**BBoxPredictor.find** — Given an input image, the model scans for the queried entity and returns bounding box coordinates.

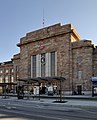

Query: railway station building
[1,23,97,95]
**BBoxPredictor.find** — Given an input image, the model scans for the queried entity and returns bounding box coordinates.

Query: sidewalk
[0,95,97,108]
[27,97,97,108]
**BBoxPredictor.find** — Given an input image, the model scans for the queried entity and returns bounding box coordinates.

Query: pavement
[0,94,97,108]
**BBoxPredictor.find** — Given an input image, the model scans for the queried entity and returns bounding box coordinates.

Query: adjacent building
[0,61,14,94]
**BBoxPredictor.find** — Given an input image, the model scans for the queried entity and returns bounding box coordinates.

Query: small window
[6,69,8,73]
[0,69,2,73]
[5,76,9,83]
[78,71,83,80]
[77,56,82,64]
[11,75,14,82]
[16,66,19,72]
[0,76,3,83]
[11,69,14,73]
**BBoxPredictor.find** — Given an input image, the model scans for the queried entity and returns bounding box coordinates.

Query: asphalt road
[0,98,97,120]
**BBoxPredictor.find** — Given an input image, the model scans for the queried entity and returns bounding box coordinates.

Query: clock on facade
[41,56,45,64]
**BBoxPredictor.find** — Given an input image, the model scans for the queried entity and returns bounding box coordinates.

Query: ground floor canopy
[18,76,66,102]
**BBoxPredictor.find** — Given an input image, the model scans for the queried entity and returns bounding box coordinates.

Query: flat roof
[0,83,17,86]
[18,76,66,83]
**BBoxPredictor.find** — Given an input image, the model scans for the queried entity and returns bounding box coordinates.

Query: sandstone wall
[17,23,79,90]
[72,40,93,91]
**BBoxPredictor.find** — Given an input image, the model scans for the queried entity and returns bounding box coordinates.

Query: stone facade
[0,61,14,93]
[12,53,20,82]
[1,23,97,95]
[16,24,80,91]
[72,40,94,94]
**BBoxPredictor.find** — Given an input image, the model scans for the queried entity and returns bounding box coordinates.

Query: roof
[0,83,17,86]
[18,76,66,83]
[17,23,81,47]
[0,61,12,65]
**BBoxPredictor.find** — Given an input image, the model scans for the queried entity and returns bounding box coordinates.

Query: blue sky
[0,0,97,62]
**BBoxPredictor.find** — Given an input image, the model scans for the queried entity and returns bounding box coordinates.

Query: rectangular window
[5,76,9,83]
[16,73,19,80]
[16,66,19,80]
[6,69,8,73]
[51,51,55,76]
[31,52,56,77]
[0,69,2,73]
[16,66,19,72]
[11,75,14,82]
[41,53,45,77]
[32,55,36,77]
[11,69,14,73]
[78,71,83,80]
[0,76,3,83]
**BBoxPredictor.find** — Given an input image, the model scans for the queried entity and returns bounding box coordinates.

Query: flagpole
[43,8,45,28]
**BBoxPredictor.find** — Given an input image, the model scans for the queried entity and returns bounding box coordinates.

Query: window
[32,55,36,77]
[0,76,3,83]
[11,75,14,82]
[41,53,45,77]
[78,71,83,80]
[31,52,56,77]
[11,69,14,73]
[0,69,2,73]
[16,74,19,80]
[5,69,8,73]
[16,66,19,72]
[51,51,55,76]
[77,56,82,65]
[5,76,9,83]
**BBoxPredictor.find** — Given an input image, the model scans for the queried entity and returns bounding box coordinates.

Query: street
[0,98,97,120]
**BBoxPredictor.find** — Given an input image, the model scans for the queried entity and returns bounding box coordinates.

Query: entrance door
[77,85,82,95]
